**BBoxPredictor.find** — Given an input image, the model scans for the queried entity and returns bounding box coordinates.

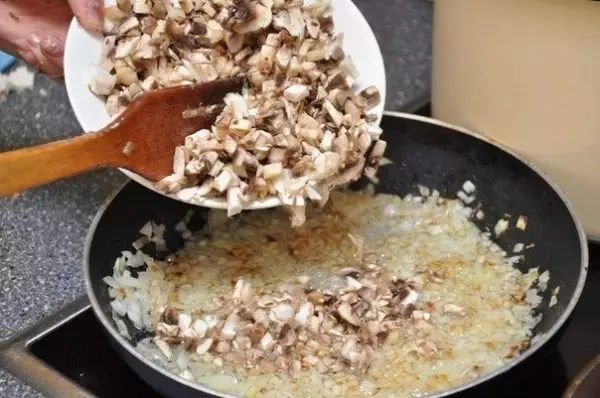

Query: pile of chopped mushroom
[153,258,422,376]
[91,0,385,225]
[106,190,548,396]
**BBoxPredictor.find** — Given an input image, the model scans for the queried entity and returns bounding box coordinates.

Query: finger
[41,35,64,63]
[41,35,65,76]
[25,33,64,77]
[0,0,71,74]
[16,49,38,68]
[67,0,103,32]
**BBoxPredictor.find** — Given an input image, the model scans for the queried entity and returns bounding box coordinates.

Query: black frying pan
[84,112,588,398]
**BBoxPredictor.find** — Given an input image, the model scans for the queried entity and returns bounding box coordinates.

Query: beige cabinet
[432,0,600,238]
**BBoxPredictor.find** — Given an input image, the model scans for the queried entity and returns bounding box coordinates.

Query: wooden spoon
[0,78,244,196]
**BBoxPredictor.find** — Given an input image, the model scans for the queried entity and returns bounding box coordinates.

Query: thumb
[67,0,103,32]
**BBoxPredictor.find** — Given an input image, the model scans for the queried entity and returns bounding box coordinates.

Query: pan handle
[0,296,96,398]
[0,346,96,398]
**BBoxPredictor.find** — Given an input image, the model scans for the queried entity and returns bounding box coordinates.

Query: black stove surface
[23,243,600,398]
[31,309,161,397]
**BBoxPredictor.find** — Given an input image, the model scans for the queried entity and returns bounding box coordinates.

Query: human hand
[0,0,102,79]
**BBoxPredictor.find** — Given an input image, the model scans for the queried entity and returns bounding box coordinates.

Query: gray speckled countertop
[0,1,431,396]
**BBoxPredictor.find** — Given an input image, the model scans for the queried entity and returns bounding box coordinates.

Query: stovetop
[0,103,597,397]
[0,241,596,398]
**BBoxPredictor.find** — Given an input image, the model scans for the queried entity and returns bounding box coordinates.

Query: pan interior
[85,113,586,396]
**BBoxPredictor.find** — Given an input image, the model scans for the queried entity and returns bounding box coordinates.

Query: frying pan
[84,112,588,398]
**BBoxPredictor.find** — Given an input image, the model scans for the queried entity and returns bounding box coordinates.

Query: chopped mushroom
[122,141,135,156]
[92,0,385,226]
[272,303,295,321]
[221,313,240,340]
[89,66,116,95]
[337,302,360,326]
[147,241,427,376]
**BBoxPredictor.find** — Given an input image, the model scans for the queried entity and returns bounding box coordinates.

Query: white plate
[64,0,386,210]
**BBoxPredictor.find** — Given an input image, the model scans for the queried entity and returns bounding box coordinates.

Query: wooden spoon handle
[0,132,115,196]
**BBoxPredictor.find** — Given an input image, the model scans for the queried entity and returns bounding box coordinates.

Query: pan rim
[83,111,589,398]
